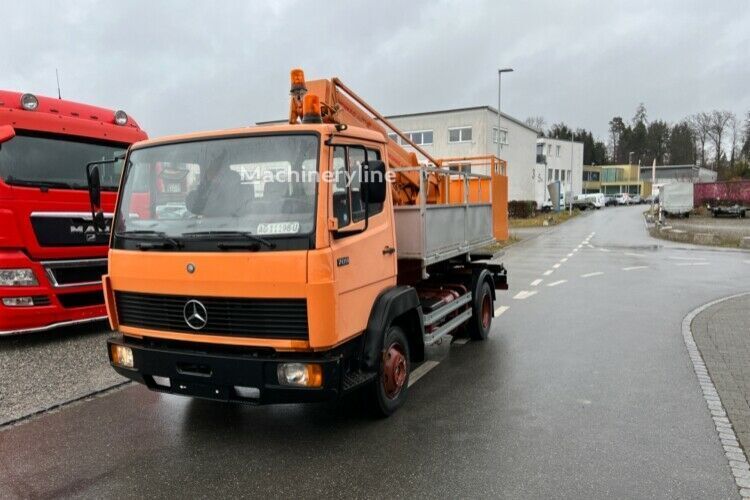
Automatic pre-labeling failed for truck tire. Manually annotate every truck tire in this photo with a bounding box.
[370,325,410,417]
[468,281,493,340]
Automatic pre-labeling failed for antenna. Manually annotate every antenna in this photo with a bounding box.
[55,69,62,99]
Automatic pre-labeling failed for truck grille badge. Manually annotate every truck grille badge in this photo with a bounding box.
[183,300,208,330]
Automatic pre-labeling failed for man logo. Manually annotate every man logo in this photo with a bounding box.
[183,300,208,330]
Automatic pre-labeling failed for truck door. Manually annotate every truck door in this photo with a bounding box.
[330,145,397,340]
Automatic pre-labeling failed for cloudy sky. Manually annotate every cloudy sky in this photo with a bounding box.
[3,0,748,139]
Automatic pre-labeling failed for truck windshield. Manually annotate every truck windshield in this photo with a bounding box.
[114,134,319,244]
[0,132,127,190]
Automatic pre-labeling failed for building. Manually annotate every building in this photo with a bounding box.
[385,106,540,203]
[582,164,602,193]
[535,137,584,203]
[600,164,652,196]
[638,164,717,184]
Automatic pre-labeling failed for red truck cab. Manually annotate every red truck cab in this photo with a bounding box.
[0,91,146,334]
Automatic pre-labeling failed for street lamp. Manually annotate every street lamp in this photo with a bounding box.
[497,68,514,170]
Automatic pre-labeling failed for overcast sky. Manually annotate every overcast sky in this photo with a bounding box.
[3,0,748,140]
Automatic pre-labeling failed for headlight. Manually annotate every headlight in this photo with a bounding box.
[0,269,38,286]
[20,93,39,111]
[110,345,134,368]
[277,363,323,388]
[114,110,128,126]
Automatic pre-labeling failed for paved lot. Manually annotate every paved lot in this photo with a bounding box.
[0,322,124,425]
[692,294,750,457]
[1,206,749,498]
[669,216,750,241]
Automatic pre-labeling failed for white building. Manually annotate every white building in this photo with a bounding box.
[385,106,540,203]
[535,137,584,204]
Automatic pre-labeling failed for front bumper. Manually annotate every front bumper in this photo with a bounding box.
[108,335,344,404]
[0,252,107,335]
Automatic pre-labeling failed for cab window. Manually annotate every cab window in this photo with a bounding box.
[331,145,385,229]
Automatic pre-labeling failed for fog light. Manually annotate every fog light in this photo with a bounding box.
[110,345,134,368]
[277,363,323,388]
[152,375,171,388]
[2,297,34,307]
[234,385,260,399]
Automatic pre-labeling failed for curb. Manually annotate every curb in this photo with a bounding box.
[683,292,750,498]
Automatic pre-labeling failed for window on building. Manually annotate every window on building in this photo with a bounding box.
[583,171,589,181]
[404,130,433,146]
[493,127,508,145]
[547,145,552,155]
[448,126,472,143]
[547,169,552,182]
[561,170,566,182]
[554,169,560,181]
[591,171,600,181]
[556,145,561,157]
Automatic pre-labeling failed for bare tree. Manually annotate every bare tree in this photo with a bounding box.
[708,110,733,170]
[689,112,712,169]
[728,113,740,168]
[524,116,546,136]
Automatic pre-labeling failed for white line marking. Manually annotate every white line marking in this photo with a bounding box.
[599,248,611,252]
[586,244,595,248]
[513,290,538,300]
[567,253,574,257]
[408,360,440,387]
[573,248,579,252]
[494,305,509,317]
[452,338,470,346]
[676,262,710,266]
[560,258,568,263]
[581,271,604,278]
[530,279,542,286]
[552,263,561,268]
[576,245,582,250]
[543,270,553,276]
[625,253,644,257]
[623,266,648,271]
[669,256,707,261]
[547,280,567,287]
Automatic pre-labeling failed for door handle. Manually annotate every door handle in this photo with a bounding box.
[382,246,396,255]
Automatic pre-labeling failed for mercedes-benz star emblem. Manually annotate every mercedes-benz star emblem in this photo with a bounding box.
[183,300,208,330]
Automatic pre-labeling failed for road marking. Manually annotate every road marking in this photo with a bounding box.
[573,248,579,252]
[543,270,553,276]
[623,266,648,271]
[586,244,595,248]
[676,262,710,266]
[530,279,543,286]
[669,256,707,261]
[560,258,568,262]
[494,305,509,317]
[567,253,574,257]
[513,290,538,300]
[547,280,567,287]
[576,245,582,250]
[552,263,561,268]
[599,248,611,252]
[581,271,604,278]
[409,360,440,387]
[625,252,644,257]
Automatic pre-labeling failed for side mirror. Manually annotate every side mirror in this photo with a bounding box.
[361,160,387,204]
[86,162,106,233]
[0,125,16,144]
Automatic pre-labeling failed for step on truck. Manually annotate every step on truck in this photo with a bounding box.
[0,91,146,335]
[91,70,508,415]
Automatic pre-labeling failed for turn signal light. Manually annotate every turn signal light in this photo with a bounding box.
[277,363,323,388]
[110,344,134,369]
[301,94,322,124]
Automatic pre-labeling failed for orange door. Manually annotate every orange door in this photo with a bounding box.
[329,145,397,342]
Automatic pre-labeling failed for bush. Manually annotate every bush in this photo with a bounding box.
[509,200,537,218]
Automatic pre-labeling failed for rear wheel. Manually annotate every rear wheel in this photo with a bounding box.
[468,281,493,340]
[370,325,410,417]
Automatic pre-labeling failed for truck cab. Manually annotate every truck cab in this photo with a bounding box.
[0,91,146,335]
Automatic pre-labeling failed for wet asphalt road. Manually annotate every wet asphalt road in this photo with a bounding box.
[2,206,749,498]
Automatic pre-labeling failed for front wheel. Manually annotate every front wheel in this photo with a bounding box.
[370,325,410,417]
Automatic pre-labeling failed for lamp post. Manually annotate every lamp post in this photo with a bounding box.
[497,68,514,168]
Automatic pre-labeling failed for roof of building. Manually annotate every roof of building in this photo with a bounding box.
[537,137,583,145]
[384,106,540,134]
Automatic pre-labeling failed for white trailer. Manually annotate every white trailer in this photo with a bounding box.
[660,182,694,218]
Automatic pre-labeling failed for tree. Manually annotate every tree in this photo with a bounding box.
[524,116,546,136]
[708,110,733,171]
[668,122,695,164]
[728,114,740,168]
[632,103,647,126]
[742,112,750,160]
[548,122,572,140]
[608,116,626,163]
[689,112,712,168]
[645,120,670,165]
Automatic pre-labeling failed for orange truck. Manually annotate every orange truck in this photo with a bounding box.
[88,70,508,415]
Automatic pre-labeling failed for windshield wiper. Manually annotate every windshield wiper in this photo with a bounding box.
[116,230,184,250]
[180,230,276,250]
[5,177,78,190]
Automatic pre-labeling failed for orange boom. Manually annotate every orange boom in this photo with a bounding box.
[95,69,508,416]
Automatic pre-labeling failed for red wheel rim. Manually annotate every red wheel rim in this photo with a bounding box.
[481,293,492,329]
[382,342,407,399]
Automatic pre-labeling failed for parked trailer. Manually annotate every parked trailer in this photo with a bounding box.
[90,69,509,416]
[660,182,694,218]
